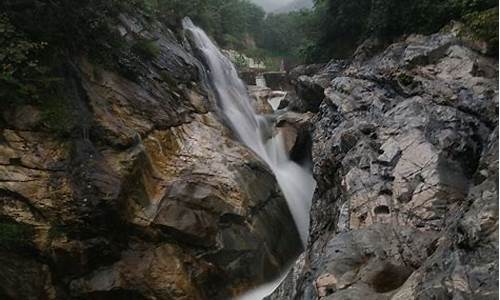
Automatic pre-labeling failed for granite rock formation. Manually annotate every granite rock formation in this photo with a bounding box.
[268,25,498,300]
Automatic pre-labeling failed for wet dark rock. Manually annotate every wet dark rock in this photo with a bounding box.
[289,64,325,82]
[275,112,315,165]
[289,61,349,113]
[282,92,304,112]
[0,252,57,300]
[294,75,325,113]
[263,72,291,91]
[2,105,42,130]
[240,70,258,85]
[277,98,290,110]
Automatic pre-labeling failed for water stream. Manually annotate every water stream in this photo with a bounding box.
[183,18,316,299]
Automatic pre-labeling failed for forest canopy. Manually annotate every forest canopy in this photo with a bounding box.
[1,0,498,106]
[255,0,498,62]
[308,0,499,60]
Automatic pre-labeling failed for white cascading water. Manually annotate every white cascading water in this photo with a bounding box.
[183,18,316,299]
[183,18,315,244]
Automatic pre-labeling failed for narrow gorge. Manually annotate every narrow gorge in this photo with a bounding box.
[0,1,498,300]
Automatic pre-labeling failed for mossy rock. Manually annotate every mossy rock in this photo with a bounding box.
[160,71,179,88]
[40,96,76,136]
[397,73,415,87]
[0,221,35,250]
[132,39,161,59]
[48,225,67,239]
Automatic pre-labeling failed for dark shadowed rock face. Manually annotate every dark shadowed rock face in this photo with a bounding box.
[287,61,348,113]
[268,28,498,300]
[275,112,315,165]
[0,13,302,300]
[263,72,292,91]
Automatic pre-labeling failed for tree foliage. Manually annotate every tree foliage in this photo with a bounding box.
[0,0,137,105]
[257,10,315,54]
[462,7,499,54]
[0,0,268,106]
[0,14,49,103]
[309,0,498,59]
[143,0,265,48]
[0,0,496,106]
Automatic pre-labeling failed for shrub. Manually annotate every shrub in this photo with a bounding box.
[312,0,498,59]
[132,39,161,59]
[0,14,49,104]
[40,96,76,136]
[463,8,499,54]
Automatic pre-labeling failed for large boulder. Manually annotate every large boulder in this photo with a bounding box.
[248,85,275,114]
[294,75,325,113]
[263,72,291,91]
[275,112,315,164]
[289,64,325,82]
[289,61,348,113]
[240,69,258,85]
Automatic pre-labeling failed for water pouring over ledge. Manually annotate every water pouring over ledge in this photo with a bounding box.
[183,18,316,298]
[183,18,315,245]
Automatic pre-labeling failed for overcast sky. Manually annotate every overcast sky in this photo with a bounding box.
[250,0,295,12]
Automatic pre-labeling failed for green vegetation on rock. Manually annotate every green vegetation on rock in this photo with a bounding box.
[0,14,49,104]
[40,96,76,136]
[0,221,34,250]
[302,0,498,60]
[132,39,161,59]
[463,8,499,54]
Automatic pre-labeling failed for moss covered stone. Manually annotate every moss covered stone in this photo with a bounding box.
[0,222,34,250]
[132,39,161,59]
[40,96,76,136]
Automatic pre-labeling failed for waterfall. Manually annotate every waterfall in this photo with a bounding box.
[183,18,315,244]
[183,18,316,299]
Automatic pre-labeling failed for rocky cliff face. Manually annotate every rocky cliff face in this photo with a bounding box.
[269,26,498,299]
[0,13,301,300]
[1,9,498,300]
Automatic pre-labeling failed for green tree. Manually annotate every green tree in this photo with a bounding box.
[311,0,498,59]
[0,14,49,103]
